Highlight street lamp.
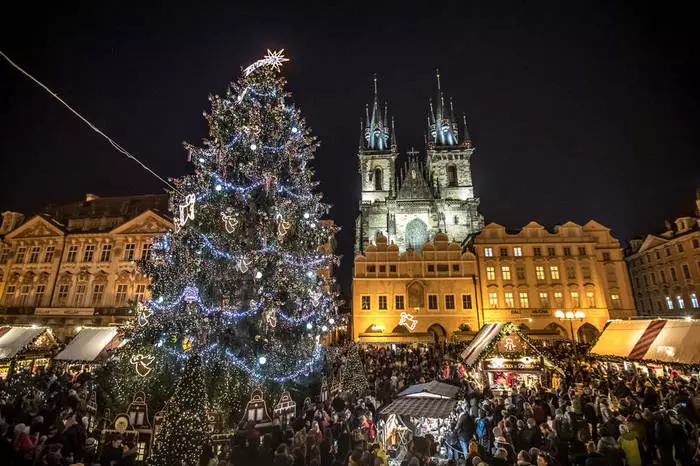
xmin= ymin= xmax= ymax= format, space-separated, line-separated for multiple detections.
xmin=555 ymin=310 xmax=586 ymax=359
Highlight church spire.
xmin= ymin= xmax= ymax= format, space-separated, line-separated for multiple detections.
xmin=428 ymin=70 xmax=460 ymax=147
xmin=361 ymin=74 xmax=393 ymax=151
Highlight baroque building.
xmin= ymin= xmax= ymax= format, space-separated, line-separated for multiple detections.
xmin=0 ymin=194 xmax=172 ymax=338
xmin=625 ymin=193 xmax=700 ymax=316
xmin=355 ymin=74 xmax=484 ymax=253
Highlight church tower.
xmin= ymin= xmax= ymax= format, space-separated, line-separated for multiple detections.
xmin=359 ymin=76 xmax=396 ymax=203
xmin=426 ymin=70 xmax=484 ymax=242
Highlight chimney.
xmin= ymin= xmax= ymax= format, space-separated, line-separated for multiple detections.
xmin=0 ymin=211 xmax=26 ymax=235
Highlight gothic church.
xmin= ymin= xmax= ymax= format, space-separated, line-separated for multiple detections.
xmin=355 ymin=73 xmax=484 ymax=252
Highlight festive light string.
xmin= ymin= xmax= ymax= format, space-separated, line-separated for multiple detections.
xmin=224 ymin=343 xmax=322 ymax=383
xmin=199 ymin=234 xmax=333 ymax=267
xmin=0 ymin=51 xmax=181 ymax=194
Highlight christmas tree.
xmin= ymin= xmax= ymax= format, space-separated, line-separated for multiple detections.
xmin=341 ymin=345 xmax=369 ymax=396
xmin=149 ymin=354 xmax=208 ymax=466
xmin=104 ymin=50 xmax=339 ymax=415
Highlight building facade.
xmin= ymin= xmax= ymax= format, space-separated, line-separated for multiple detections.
xmin=0 ymin=194 xmax=172 ymax=338
xmin=352 ymin=232 xmax=480 ymax=343
xmin=355 ymin=74 xmax=484 ymax=253
xmin=473 ymin=221 xmax=636 ymax=343
xmin=625 ymin=194 xmax=700 ymax=316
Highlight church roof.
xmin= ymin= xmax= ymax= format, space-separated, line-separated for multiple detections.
xmin=397 ymin=156 xmax=434 ymax=200
xmin=360 ymin=76 xmax=394 ymax=152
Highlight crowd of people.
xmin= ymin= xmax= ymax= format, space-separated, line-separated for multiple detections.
xmin=2 ymin=342 xmax=700 ymax=465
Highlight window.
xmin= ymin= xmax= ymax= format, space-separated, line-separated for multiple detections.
xmin=57 ymin=284 xmax=69 ymax=305
xmin=644 ymin=275 xmax=649 ymax=286
xmin=682 ymin=264 xmax=691 ymax=280
xmin=519 ymin=292 xmax=529 ymax=308
xmin=462 ymin=294 xmax=472 ymax=309
xmin=676 ymin=295 xmax=685 ymax=310
xmin=16 ymin=247 xmax=26 ymax=263
xmin=547 ymin=247 xmax=556 ymax=257
xmin=437 ymin=264 xmax=449 ymax=272
xmin=374 ymin=167 xmax=383 ymax=190
xmin=445 ymin=295 xmax=455 ymax=309
xmin=427 ymin=264 xmax=435 ymax=272
xmin=691 ymin=293 xmax=699 ymax=309
xmin=665 ymin=248 xmax=671 ymax=257
xmin=428 ymin=295 xmax=438 ymax=310
xmin=43 ymin=246 xmax=55 ymax=262
xmin=4 ymin=285 xmax=16 ymax=305
xmin=395 ymin=295 xmax=405 ymax=310
xmin=563 ymin=247 xmax=571 ymax=257
xmin=488 ymin=292 xmax=498 ymax=307
xmin=539 ymin=292 xmax=549 ymax=307
xmin=514 ymin=247 xmax=522 ymax=257
xmin=581 ymin=264 xmax=591 ymax=280
xmin=486 ymin=266 xmax=496 ymax=280
xmin=578 ymin=247 xmax=586 ymax=256
xmin=500 ymin=248 xmax=508 ymax=257
xmin=135 ymin=284 xmax=147 ymax=303
xmin=18 ymin=285 xmax=31 ymax=306
xmin=92 ymin=284 xmax=105 ymax=305
xmin=516 ymin=266 xmax=526 ymax=280
xmin=670 ymin=267 xmax=677 ymax=282
xmin=66 ymin=245 xmax=78 ymax=262
xmin=501 ymin=266 xmax=511 ymax=280
xmin=141 ymin=243 xmax=152 ymax=260
xmin=28 ymin=246 xmax=41 ymax=264
xmin=379 ymin=265 xmax=386 ymax=273
xmin=124 ymin=243 xmax=136 ymax=261
xmin=361 ymin=296 xmax=370 ymax=310
xmin=452 ymin=264 xmax=460 ymax=272
xmin=390 ymin=264 xmax=397 ymax=273
xmin=484 ymin=247 xmax=493 ymax=257
xmin=603 ymin=252 xmax=611 ymax=261
xmin=0 ymin=248 xmax=8 ymax=264
xmin=367 ymin=265 xmax=376 ymax=273
xmin=377 ymin=295 xmax=387 ymax=310
xmin=655 ymin=251 xmax=660 ymax=260
xmin=570 ymin=291 xmax=580 ymax=308
xmin=115 ymin=284 xmax=129 ymax=306
xmin=536 ymin=266 xmax=545 ymax=280
xmin=454 ymin=216 xmax=459 ymax=225
xmin=566 ymin=265 xmax=577 ymax=280
xmin=100 ymin=244 xmax=112 ymax=262
xmin=533 ymin=247 xmax=542 ymax=257
xmin=504 ymin=292 xmax=515 ymax=307
xmin=651 ymin=273 xmax=657 ymax=285
xmin=678 ymin=244 xmax=684 ymax=253
xmin=693 ymin=238 xmax=699 ymax=249
xmin=446 ymin=165 xmax=458 ymax=186
xmin=610 ymin=293 xmax=621 ymax=309
xmin=586 ymin=291 xmax=595 ymax=307
xmin=83 ymin=244 xmax=95 ymax=262
xmin=553 ymin=292 xmax=563 ymax=307
xmin=550 ymin=265 xmax=560 ymax=280
xmin=34 ymin=284 xmax=46 ymax=306
xmin=74 ymin=284 xmax=87 ymax=306
xmin=665 ymin=296 xmax=674 ymax=310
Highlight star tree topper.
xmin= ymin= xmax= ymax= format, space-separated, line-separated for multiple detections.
xmin=244 ymin=49 xmax=290 ymax=76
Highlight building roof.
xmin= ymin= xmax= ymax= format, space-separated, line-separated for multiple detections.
xmin=380 ymin=397 xmax=456 ymax=419
xmin=397 ymin=380 xmax=459 ymax=399
xmin=0 ymin=327 xmax=50 ymax=360
xmin=54 ymin=327 xmax=120 ymax=362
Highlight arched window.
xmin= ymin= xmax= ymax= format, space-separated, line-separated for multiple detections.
xmin=446 ymin=165 xmax=458 ymax=187
xmin=374 ymin=167 xmax=383 ymax=191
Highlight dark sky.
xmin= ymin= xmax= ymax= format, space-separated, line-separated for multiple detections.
xmin=1 ymin=1 xmax=699 ymax=293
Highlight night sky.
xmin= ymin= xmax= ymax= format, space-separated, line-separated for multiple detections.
xmin=1 ymin=1 xmax=698 ymax=293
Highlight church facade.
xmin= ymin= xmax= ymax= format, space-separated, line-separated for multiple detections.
xmin=354 ymin=74 xmax=484 ymax=253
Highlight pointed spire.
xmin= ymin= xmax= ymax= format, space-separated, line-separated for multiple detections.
xmin=428 ymin=71 xmax=460 ymax=147
xmin=361 ymin=74 xmax=391 ymax=151
xmin=436 ymin=68 xmax=441 ymax=91
xmin=462 ymin=113 xmax=472 ymax=148
xmin=359 ymin=119 xmax=364 ymax=149
xmin=391 ymin=116 xmax=397 ymax=148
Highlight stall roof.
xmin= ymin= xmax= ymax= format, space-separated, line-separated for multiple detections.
xmin=54 ymin=327 xmax=120 ymax=362
xmin=380 ymin=397 xmax=456 ymax=419
xmin=0 ymin=327 xmax=48 ymax=360
xmin=591 ymin=319 xmax=700 ymax=365
xmin=460 ymin=322 xmax=505 ymax=366
xmin=397 ymin=381 xmax=459 ymax=399
xmin=357 ymin=333 xmax=434 ymax=344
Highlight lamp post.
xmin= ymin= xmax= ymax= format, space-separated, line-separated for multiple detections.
xmin=555 ymin=310 xmax=585 ymax=360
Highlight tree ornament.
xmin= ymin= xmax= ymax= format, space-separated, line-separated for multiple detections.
xmin=136 ymin=303 xmax=153 ymax=327
xmin=221 ymin=212 xmax=239 ymax=233
xmin=183 ymin=285 xmax=199 ymax=303
xmin=130 ymin=353 xmax=155 ymax=377
xmin=265 ymin=309 xmax=277 ymax=328
xmin=176 ymin=194 xmax=196 ymax=231
xmin=275 ymin=212 xmax=290 ymax=238
xmin=237 ymin=257 xmax=252 ymax=273
xmin=182 ymin=337 xmax=193 ymax=352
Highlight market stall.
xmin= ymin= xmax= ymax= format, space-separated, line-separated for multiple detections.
xmin=53 ymin=326 xmax=122 ymax=374
xmin=460 ymin=322 xmax=562 ymax=391
xmin=589 ymin=319 xmax=700 ymax=377
xmin=0 ymin=326 xmax=58 ymax=379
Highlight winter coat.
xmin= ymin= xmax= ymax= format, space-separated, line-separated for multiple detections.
xmin=618 ymin=432 xmax=642 ymax=466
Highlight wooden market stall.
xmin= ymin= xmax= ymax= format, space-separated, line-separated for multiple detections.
xmin=0 ymin=326 xmax=58 ymax=379
xmin=460 ymin=322 xmax=562 ymax=391
xmin=53 ymin=326 xmax=122 ymax=373
xmin=589 ymin=319 xmax=700 ymax=377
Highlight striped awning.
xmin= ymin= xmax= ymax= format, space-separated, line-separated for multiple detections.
xmin=589 ymin=320 xmax=652 ymax=359
xmin=460 ymin=322 xmax=504 ymax=366
xmin=380 ymin=397 xmax=456 ymax=419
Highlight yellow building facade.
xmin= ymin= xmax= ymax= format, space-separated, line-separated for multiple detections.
xmin=353 ymin=232 xmax=480 ymax=343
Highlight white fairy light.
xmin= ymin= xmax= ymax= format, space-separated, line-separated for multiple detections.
xmin=250 ymin=143 xmax=257 ymax=150
xmin=258 ymin=356 xmax=267 ymax=365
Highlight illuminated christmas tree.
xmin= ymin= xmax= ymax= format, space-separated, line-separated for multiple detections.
xmin=341 ymin=345 xmax=369 ymax=396
xmin=104 ymin=50 xmax=339 ymax=417
xmin=148 ymin=354 xmax=207 ymax=466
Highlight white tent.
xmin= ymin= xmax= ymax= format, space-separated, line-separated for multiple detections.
xmin=0 ymin=327 xmax=46 ymax=359
xmin=54 ymin=327 xmax=120 ymax=362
